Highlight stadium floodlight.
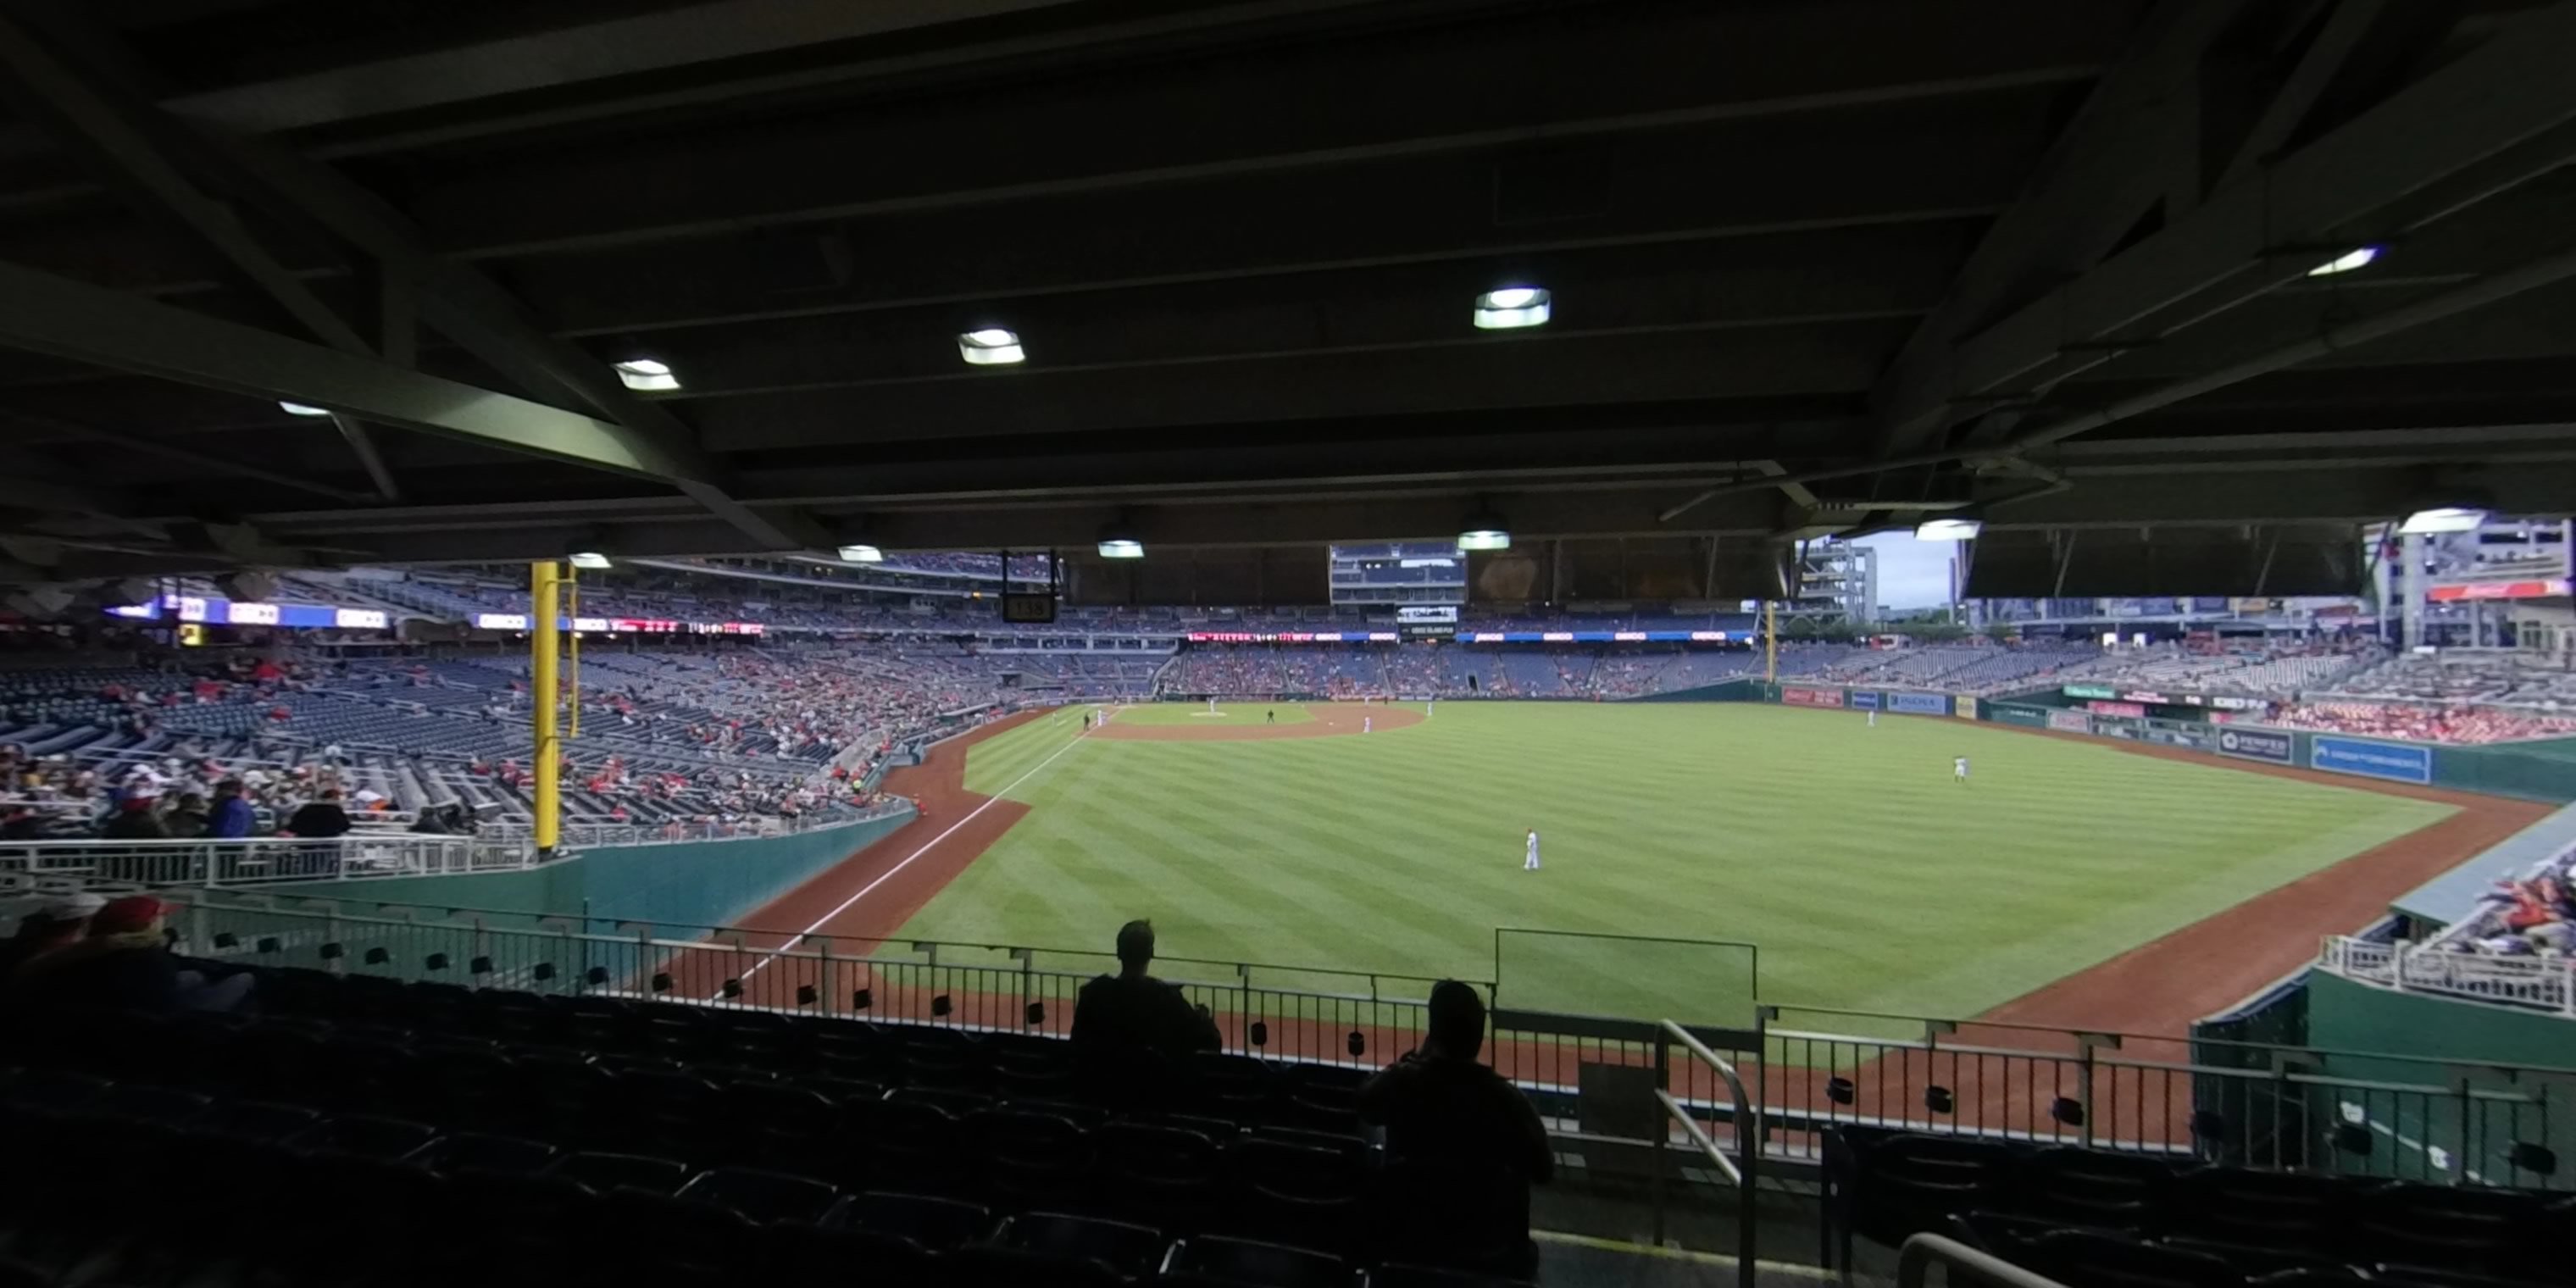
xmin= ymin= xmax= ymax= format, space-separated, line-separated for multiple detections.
xmin=568 ymin=552 xmax=613 ymax=569
xmin=836 ymin=544 xmax=886 ymax=563
xmin=1473 ymin=286 xmax=1552 ymax=330
xmin=279 ymin=401 xmax=330 ymax=417
xmin=613 ymin=358 xmax=680 ymax=391
xmin=958 ymin=327 xmax=1026 ymax=365
xmin=2306 ymin=246 xmax=2380 ymax=277
xmin=1457 ymin=529 xmax=1511 ymax=551
xmin=2397 ymin=507 xmax=2487 ymax=534
xmin=1096 ymin=538 xmax=1144 ymax=559
xmin=1915 ymin=518 xmax=1982 ymax=541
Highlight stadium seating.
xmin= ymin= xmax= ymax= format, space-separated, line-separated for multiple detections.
xmin=0 ymin=973 xmax=1543 ymax=1288
xmin=1824 ymin=1126 xmax=2568 ymax=1288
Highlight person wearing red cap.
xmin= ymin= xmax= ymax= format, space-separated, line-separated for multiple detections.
xmin=11 ymin=896 xmax=252 ymax=1013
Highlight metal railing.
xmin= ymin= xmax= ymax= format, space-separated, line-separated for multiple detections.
xmin=478 ymin=800 xmax=908 ymax=849
xmin=2321 ymin=934 xmax=2576 ymax=1017
xmin=0 ymin=835 xmax=538 ymax=887
xmin=129 ymin=894 xmax=2576 ymax=1197
xmin=1896 ymin=1234 xmax=2072 ymax=1288
xmin=1657 ymin=1019 xmax=1759 ymax=1288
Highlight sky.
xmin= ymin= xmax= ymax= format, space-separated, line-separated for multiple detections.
xmin=1854 ymin=532 xmax=1956 ymax=611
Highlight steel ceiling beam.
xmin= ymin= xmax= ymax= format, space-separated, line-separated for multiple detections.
xmin=1874 ymin=2 xmax=2576 ymax=454
xmin=0 ymin=257 xmax=708 ymax=481
xmin=0 ymin=10 xmax=402 ymax=502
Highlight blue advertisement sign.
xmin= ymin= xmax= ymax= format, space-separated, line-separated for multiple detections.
xmin=1850 ymin=691 xmax=1882 ymax=710
xmin=2215 ymin=727 xmax=2293 ymax=764
xmin=1888 ymin=691 xmax=1950 ymax=716
xmin=2311 ymin=736 xmax=2433 ymax=785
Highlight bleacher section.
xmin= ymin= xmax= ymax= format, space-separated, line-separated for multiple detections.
xmin=2 ymin=977 xmax=1545 ymax=1288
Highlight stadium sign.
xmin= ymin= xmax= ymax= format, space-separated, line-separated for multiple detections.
xmin=2046 ymin=710 xmax=2091 ymax=733
xmin=1888 ymin=691 xmax=1950 ymax=716
xmin=1850 ymin=691 xmax=1882 ymax=710
xmin=2086 ymin=700 xmax=2148 ymax=719
xmin=2121 ymin=690 xmax=2170 ymax=704
xmin=2216 ymin=728 xmax=2293 ymax=764
xmin=1779 ymin=686 xmax=1844 ymax=708
xmin=2062 ymin=684 xmax=2118 ymax=700
xmin=2206 ymin=695 xmax=2267 ymax=711
xmin=2427 ymin=578 xmax=2571 ymax=602
xmin=2148 ymin=727 xmax=2214 ymax=751
xmin=2311 ymin=736 xmax=2433 ymax=785
xmin=1950 ymin=697 xmax=1978 ymax=719
xmin=1457 ymin=630 xmax=1742 ymax=643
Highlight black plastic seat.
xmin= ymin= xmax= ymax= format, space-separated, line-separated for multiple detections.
xmin=1163 ymin=1235 xmax=1350 ymax=1288
xmin=1091 ymin=1120 xmax=1223 ymax=1228
xmin=976 ymin=1108 xmax=1093 ymax=1210
xmin=1224 ymin=1139 xmax=1370 ymax=1254
xmin=992 ymin=1210 xmax=1167 ymax=1277
xmin=867 ymin=1098 xmax=971 ymax=1196
xmin=294 ymin=1113 xmax=439 ymax=1160
xmin=547 ymin=1151 xmax=692 ymax=1196
xmin=2016 ymin=1146 xmax=2174 ymax=1225
xmin=947 ymin=1243 xmax=1130 ymax=1288
xmin=680 ymin=1167 xmax=839 ymax=1224
xmin=2017 ymin=1229 xmax=2245 ymax=1288
xmin=1368 ymin=1158 xmax=1532 ymax=1276
xmin=411 ymin=1132 xmax=559 ymax=1177
xmin=1369 ymin=1264 xmax=1535 ymax=1288
xmin=1826 ymin=1130 xmax=2015 ymax=1260
xmin=2358 ymin=1182 xmax=2548 ymax=1279
xmin=837 ymin=1190 xmax=995 ymax=1249
xmin=2159 ymin=1168 xmax=2362 ymax=1257
xmin=764 ymin=1222 xmax=936 ymax=1285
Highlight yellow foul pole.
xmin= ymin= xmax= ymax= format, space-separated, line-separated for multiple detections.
xmin=566 ymin=573 xmax=580 ymax=741
xmin=1764 ymin=600 xmax=1778 ymax=684
xmin=530 ymin=560 xmax=562 ymax=855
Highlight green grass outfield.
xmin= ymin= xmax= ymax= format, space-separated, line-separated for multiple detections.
xmin=912 ymin=702 xmax=2451 ymax=1024
xmin=1101 ymin=702 xmax=1315 ymax=727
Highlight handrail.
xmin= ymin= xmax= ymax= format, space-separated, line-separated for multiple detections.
xmin=1896 ymin=1233 xmax=2074 ymax=1288
xmin=1658 ymin=1018 xmax=1758 ymax=1288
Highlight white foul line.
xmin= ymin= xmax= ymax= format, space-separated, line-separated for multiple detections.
xmin=719 ymin=718 xmax=1093 ymax=994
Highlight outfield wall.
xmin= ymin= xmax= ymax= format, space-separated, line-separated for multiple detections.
xmin=264 ymin=808 xmax=913 ymax=932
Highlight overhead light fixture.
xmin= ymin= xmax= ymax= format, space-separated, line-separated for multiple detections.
xmin=2397 ymin=507 xmax=2487 ymax=535
xmin=2306 ymin=247 xmax=2381 ymax=277
xmin=1457 ymin=502 xmax=1513 ymax=551
xmin=279 ymin=401 xmax=330 ymax=417
xmin=568 ymin=552 xmax=613 ymax=569
xmin=613 ymin=358 xmax=680 ymax=391
xmin=1916 ymin=518 xmax=1982 ymax=541
xmin=837 ymin=544 xmax=886 ymax=564
xmin=1096 ymin=538 xmax=1144 ymax=559
xmin=1473 ymin=286 xmax=1552 ymax=330
xmin=958 ymin=328 xmax=1025 ymax=365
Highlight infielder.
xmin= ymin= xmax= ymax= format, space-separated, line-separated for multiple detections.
xmin=1524 ymin=827 xmax=1541 ymax=871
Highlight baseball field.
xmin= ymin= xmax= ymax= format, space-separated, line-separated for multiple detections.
xmin=870 ymin=701 xmax=2467 ymax=1028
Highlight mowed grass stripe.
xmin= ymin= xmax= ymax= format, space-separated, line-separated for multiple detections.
xmin=917 ymin=702 xmax=2451 ymax=1022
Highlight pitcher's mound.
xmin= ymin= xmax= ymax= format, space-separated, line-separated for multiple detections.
xmin=1095 ymin=703 xmax=1427 ymax=741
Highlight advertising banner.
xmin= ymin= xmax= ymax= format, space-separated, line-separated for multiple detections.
xmin=2091 ymin=715 xmax=2142 ymax=740
xmin=1951 ymin=696 xmax=1979 ymax=719
xmin=2311 ymin=736 xmax=2434 ymax=785
xmin=2063 ymin=684 xmax=2118 ymax=700
xmin=1989 ymin=704 xmax=2046 ymax=728
xmin=1889 ymin=691 xmax=1951 ymax=716
xmin=2121 ymin=691 xmax=2170 ymax=705
xmin=2216 ymin=727 xmax=2293 ymax=764
xmin=1780 ymin=686 xmax=1845 ymax=708
xmin=2046 ymin=710 xmax=2091 ymax=734
xmin=2207 ymin=695 xmax=2268 ymax=711
xmin=1850 ymin=691 xmax=1882 ymax=710
xmin=2085 ymin=700 xmax=2149 ymax=719
xmin=2148 ymin=727 xmax=2214 ymax=752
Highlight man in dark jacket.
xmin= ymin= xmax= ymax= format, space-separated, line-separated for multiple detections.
xmin=100 ymin=796 xmax=168 ymax=840
xmin=284 ymin=789 xmax=353 ymax=838
xmin=1359 ymin=980 xmax=1553 ymax=1219
xmin=205 ymin=780 xmax=256 ymax=839
xmin=1071 ymin=920 xmax=1221 ymax=1056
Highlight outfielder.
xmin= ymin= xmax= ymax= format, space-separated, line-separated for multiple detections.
xmin=1953 ymin=755 xmax=1970 ymax=784
xmin=1524 ymin=827 xmax=1541 ymax=871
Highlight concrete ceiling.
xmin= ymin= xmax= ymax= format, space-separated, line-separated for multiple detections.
xmin=0 ymin=0 xmax=2573 ymax=590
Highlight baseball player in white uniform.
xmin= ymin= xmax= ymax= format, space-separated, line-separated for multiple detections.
xmin=1867 ymin=709 xmax=1877 ymax=728
xmin=1953 ymin=755 xmax=1970 ymax=784
xmin=1363 ymin=715 xmax=1373 ymax=734
xmin=1524 ymin=827 xmax=1541 ymax=871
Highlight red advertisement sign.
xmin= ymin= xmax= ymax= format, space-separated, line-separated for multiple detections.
xmin=2087 ymin=700 xmax=2149 ymax=719
xmin=1780 ymin=686 xmax=1845 ymax=708
xmin=2428 ymin=579 xmax=2570 ymax=602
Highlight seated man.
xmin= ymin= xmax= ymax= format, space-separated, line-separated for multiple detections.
xmin=1359 ymin=980 xmax=1553 ymax=1222
xmin=14 ymin=896 xmax=253 ymax=1013
xmin=1071 ymin=919 xmax=1220 ymax=1056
